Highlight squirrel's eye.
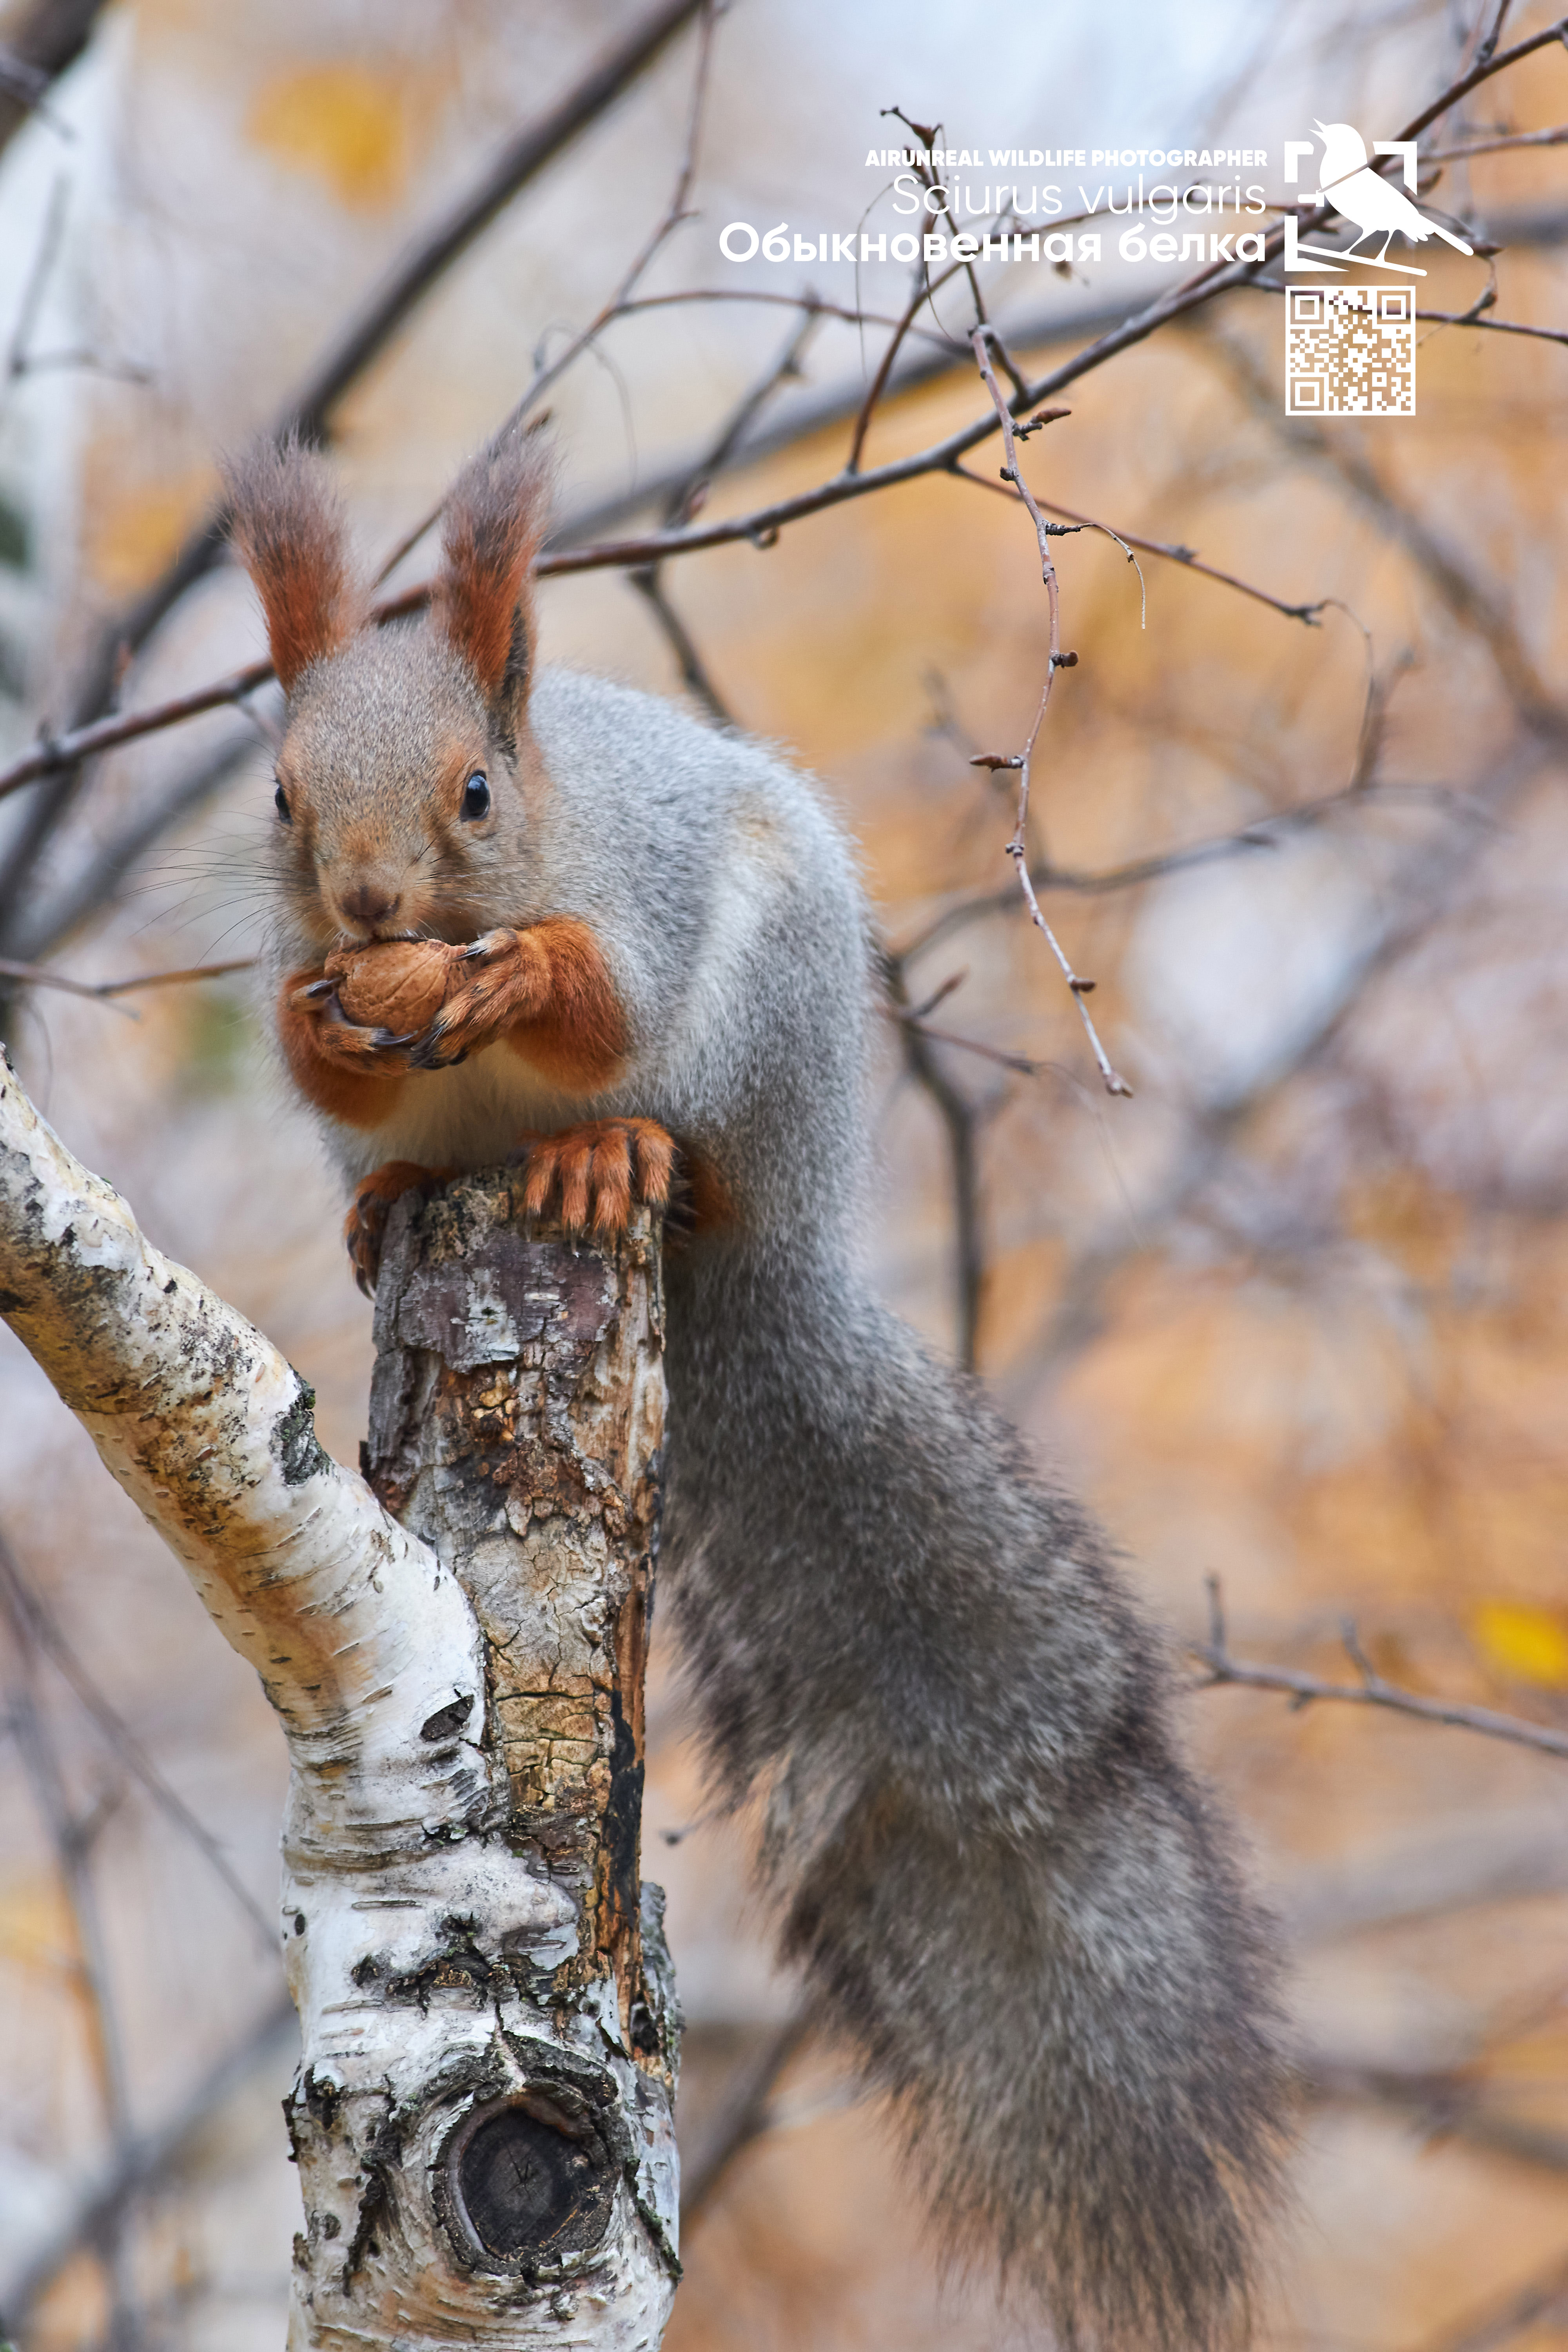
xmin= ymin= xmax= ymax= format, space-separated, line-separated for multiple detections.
xmin=274 ymin=782 xmax=291 ymax=824
xmin=461 ymin=771 xmax=490 ymax=822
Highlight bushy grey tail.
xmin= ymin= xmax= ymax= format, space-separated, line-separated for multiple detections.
xmin=662 ymin=1248 xmax=1290 ymax=2349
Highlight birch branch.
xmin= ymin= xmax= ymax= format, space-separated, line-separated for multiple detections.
xmin=0 ymin=1050 xmax=679 ymax=2349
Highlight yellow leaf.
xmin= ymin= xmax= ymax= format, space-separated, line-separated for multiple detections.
xmin=247 ymin=64 xmax=412 ymax=211
xmin=84 ymin=472 xmax=212 ymax=596
xmin=0 ymin=1868 xmax=76 ymax=1971
xmin=1474 ymin=1599 xmax=1568 ymax=1689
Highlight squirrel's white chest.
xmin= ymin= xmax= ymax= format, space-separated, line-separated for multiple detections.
xmin=327 ymin=1046 xmax=592 ymax=1187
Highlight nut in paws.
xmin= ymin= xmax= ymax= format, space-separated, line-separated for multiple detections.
xmin=326 ymin=939 xmax=456 ymax=1036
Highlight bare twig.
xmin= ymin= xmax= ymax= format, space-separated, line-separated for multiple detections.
xmin=882 ymin=952 xmax=987 ymax=1369
xmin=891 ymin=1004 xmax=1053 ymax=1080
xmin=1193 ymin=1578 xmax=1568 ymax=1760
xmin=0 ymin=588 xmax=419 ymax=804
xmin=0 ymin=958 xmax=139 ymax=1011
xmin=1309 ymin=2052 xmax=1568 ymax=2178
xmin=680 ymin=2009 xmax=813 ymax=2227
xmin=5 ymin=176 xmax=148 ymax=387
xmin=1205 ymin=327 xmax=1568 ymax=746
xmin=1413 ymin=2249 xmax=1568 ymax=2352
xmin=0 ymin=0 xmax=712 ymax=941
xmin=1418 ymin=306 xmax=1568 ymax=347
xmin=2 ymin=1993 xmax=296 ymax=2331
xmin=632 ymin=307 xmax=822 ymax=726
xmin=0 ymin=0 xmax=107 ymax=160
xmin=1399 ymin=13 xmax=1568 ymax=143
xmin=1471 ymin=0 xmax=1517 ymax=74
xmin=78 ymin=956 xmax=257 ymax=996
xmin=6 ymin=174 xmax=66 ymax=381
xmin=375 ymin=0 xmax=720 ymax=586
xmin=0 ymin=1532 xmax=142 ymax=2342
xmin=1426 ymin=121 xmax=1568 ymax=160
xmin=970 ymin=325 xmax=1132 ymax=1099
xmin=0 ymin=1531 xmax=276 ymax=1949
xmin=620 ymin=285 xmax=967 ymax=346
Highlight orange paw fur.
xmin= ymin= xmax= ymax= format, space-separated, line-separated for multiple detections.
xmin=344 ymin=1160 xmax=455 ymax=1296
xmin=409 ymin=927 xmax=550 ymax=1069
xmin=277 ymin=969 xmax=410 ymax=1127
xmin=512 ymin=1119 xmax=675 ymax=1240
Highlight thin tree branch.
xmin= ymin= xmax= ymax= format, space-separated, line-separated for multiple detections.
xmin=0 ymin=1529 xmax=276 ymax=1947
xmin=1193 ymin=1578 xmax=1568 ymax=1760
xmin=617 ymin=284 xmax=969 ymax=344
xmin=679 ymin=2010 xmax=812 ymax=2228
xmin=1 ymin=1994 xmax=296 ymax=2333
xmin=899 ymin=775 xmax=1458 ymax=965
xmin=0 ymin=0 xmax=107 ymax=159
xmin=0 ymin=957 xmax=140 ymax=1011
xmin=631 ymin=307 xmax=822 ymax=726
xmin=0 ymin=591 xmax=417 ymax=804
xmin=0 ymin=289 xmax=1338 ymax=812
xmin=970 ymin=324 xmax=1133 ymax=1099
xmin=1309 ymin=2053 xmax=1568 ymax=2177
xmin=1426 ymin=121 xmax=1568 ymax=160
xmin=1202 ymin=326 xmax=1568 ymax=746
xmin=374 ymin=0 xmax=720 ymax=586
xmin=0 ymin=1524 xmax=143 ymax=2344
xmin=882 ymin=952 xmax=986 ymax=1370
xmin=1397 ymin=13 xmax=1568 ymax=144
xmin=1418 ymin=306 xmax=1568 ymax=347
xmin=1413 ymin=2249 xmax=1568 ymax=2352
xmin=0 ymin=0 xmax=711 ymax=941
xmin=1471 ymin=0 xmax=1517 ymax=76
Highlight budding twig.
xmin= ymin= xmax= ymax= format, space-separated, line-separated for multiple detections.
xmin=1193 ymin=1578 xmax=1568 ymax=1762
xmin=969 ymin=325 xmax=1133 ymax=1099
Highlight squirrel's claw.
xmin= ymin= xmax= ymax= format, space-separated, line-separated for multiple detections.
xmin=461 ymin=929 xmax=511 ymax=964
xmin=407 ymin=1031 xmax=468 ymax=1071
xmin=344 ymin=1159 xmax=457 ymax=1292
xmin=510 ymin=1118 xmax=676 ymax=1240
xmin=297 ymin=997 xmax=416 ymax=1076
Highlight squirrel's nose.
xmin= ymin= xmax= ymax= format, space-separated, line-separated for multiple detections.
xmin=336 ymin=880 xmax=403 ymax=935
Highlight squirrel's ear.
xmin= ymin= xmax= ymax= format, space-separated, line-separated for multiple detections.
xmin=436 ymin=430 xmax=552 ymax=743
xmin=223 ymin=438 xmax=365 ymax=694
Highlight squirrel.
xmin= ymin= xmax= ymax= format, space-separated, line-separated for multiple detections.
xmin=227 ymin=430 xmax=1289 ymax=2350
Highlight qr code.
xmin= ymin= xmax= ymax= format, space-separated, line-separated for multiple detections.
xmin=1286 ymin=286 xmax=1414 ymax=416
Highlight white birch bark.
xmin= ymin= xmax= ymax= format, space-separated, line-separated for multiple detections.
xmin=0 ymin=1047 xmax=679 ymax=2350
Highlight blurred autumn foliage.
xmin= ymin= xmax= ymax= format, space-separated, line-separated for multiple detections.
xmin=0 ymin=0 xmax=1566 ymax=2347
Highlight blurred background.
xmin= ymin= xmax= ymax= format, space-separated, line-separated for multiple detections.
xmin=0 ymin=0 xmax=1566 ymax=2345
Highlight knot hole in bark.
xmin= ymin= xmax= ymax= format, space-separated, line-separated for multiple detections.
xmin=444 ymin=2091 xmax=620 ymax=2275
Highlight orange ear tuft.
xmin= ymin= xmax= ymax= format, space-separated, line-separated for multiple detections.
xmin=436 ymin=430 xmax=552 ymax=724
xmin=223 ymin=438 xmax=365 ymax=693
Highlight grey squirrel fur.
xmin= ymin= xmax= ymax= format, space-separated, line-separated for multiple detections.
xmin=231 ymin=431 xmax=1289 ymax=2350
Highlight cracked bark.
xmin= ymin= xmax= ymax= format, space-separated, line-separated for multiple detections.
xmin=0 ymin=1052 xmax=679 ymax=2350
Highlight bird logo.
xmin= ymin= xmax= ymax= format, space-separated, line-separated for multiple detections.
xmin=1310 ymin=120 xmax=1474 ymax=264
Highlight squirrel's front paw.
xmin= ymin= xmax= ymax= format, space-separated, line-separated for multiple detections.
xmin=290 ymin=968 xmax=422 ymax=1076
xmin=343 ymin=1160 xmax=455 ymax=1295
xmin=512 ymin=1118 xmax=676 ymax=1240
xmin=407 ymin=930 xmax=542 ymax=1069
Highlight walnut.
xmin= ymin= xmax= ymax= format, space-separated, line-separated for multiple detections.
xmin=327 ymin=940 xmax=453 ymax=1034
